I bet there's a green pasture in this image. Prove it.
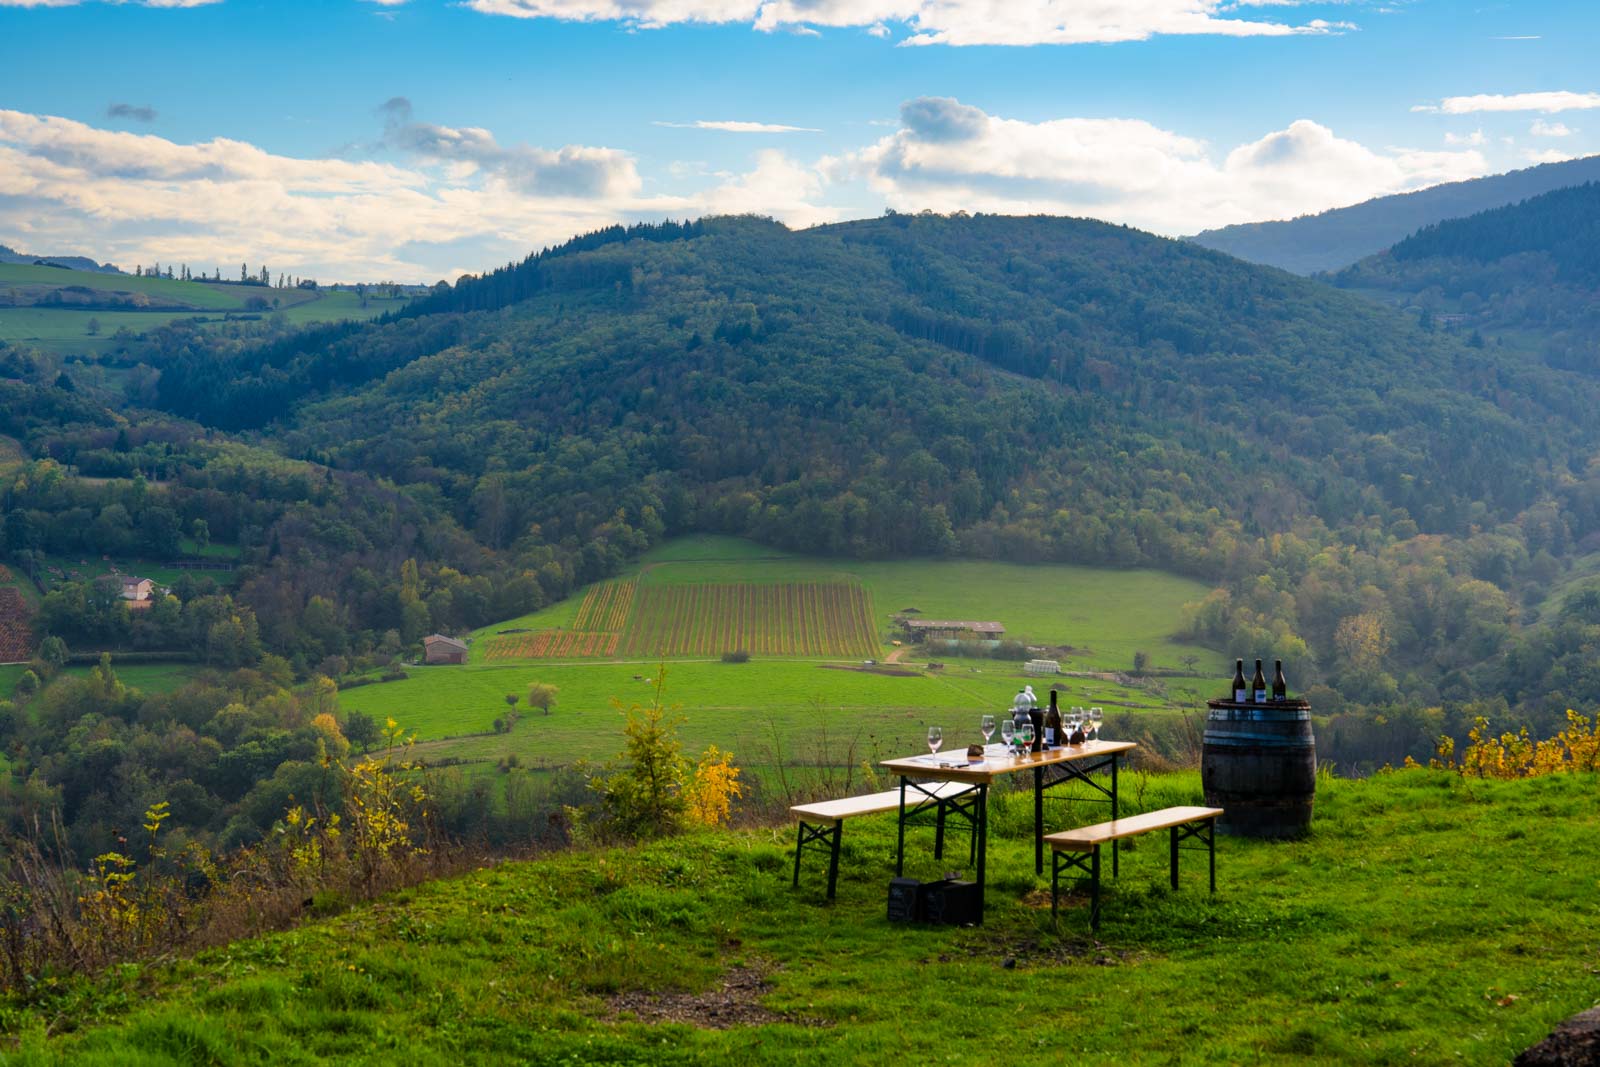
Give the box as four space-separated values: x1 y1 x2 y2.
0 663 27 688
275 288 409 325
0 263 248 310
473 535 1218 675
345 655 1199 774
57 661 200 695
6 769 1597 1065
0 267 407 352
35 554 236 590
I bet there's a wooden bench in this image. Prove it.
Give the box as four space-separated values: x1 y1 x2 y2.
792 782 977 900
1045 805 1223 930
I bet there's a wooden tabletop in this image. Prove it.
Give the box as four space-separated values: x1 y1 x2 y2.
880 740 1137 784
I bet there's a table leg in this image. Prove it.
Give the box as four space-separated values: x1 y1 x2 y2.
1111 754 1120 879
975 783 988 924
895 776 907 878
1034 763 1044 876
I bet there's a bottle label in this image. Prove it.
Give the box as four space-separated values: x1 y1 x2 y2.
1234 689 1247 702
1045 728 1056 745
1254 689 1267 702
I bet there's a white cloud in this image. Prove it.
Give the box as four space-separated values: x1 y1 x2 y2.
702 148 839 227
460 0 1351 45
836 97 1486 234
1443 129 1485 146
1525 148 1577 165
1530 119 1574 137
654 120 820 133
0 107 837 281
1415 91 1600 115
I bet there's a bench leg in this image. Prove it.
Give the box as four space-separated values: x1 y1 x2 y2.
934 800 946 860
793 822 804 888
1170 825 1180 891
1051 850 1060 928
895 779 907 877
826 824 842 901
1090 845 1101 931
1208 820 1216 894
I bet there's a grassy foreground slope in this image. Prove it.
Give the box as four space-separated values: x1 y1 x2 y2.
4 770 1596 1065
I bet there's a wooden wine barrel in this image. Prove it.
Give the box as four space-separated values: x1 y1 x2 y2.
1201 699 1316 838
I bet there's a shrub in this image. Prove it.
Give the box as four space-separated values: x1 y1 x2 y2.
720 650 750 664
589 671 688 839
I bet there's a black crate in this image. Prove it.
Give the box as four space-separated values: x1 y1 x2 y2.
921 879 980 926
887 878 923 923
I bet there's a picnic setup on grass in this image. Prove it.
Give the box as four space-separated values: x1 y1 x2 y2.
792 658 1315 930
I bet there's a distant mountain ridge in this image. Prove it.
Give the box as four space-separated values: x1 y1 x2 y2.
1332 181 1600 376
1187 155 1600 275
0 243 121 274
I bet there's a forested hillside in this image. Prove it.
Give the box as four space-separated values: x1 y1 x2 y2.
130 212 1600 718
1188 155 1600 274
7 210 1600 855
1333 182 1600 379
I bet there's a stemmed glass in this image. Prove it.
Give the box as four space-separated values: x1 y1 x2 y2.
928 726 943 756
1067 706 1083 744
981 714 996 751
1089 707 1103 741
1017 720 1035 756
1000 719 1015 755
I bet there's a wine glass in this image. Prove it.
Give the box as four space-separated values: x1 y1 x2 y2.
981 714 996 749
1089 707 1103 741
1067 706 1083 743
928 726 943 756
1000 718 1015 755
1018 720 1034 755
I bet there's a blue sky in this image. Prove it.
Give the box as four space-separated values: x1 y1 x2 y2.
1 0 1595 280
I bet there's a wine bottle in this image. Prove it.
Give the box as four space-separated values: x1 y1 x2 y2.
1272 660 1288 702
1044 690 1061 748
1232 659 1247 703
1252 659 1268 703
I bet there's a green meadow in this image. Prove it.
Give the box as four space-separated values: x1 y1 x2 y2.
58 661 200 695
35 552 239 591
350 537 1221 771
4 769 1596 1065
346 656 1178 771
0 263 410 352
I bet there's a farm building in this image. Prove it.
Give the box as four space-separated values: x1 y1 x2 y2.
1025 659 1060 675
118 576 156 612
423 634 469 665
900 619 1005 643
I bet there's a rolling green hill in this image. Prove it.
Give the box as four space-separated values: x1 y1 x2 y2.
1188 154 1600 274
98 210 1600 725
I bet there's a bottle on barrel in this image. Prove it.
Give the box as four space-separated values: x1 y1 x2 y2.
1044 690 1061 748
1232 659 1248 703
1272 660 1288 702
1252 659 1268 703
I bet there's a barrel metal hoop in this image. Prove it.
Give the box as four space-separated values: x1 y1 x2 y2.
1206 707 1311 722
